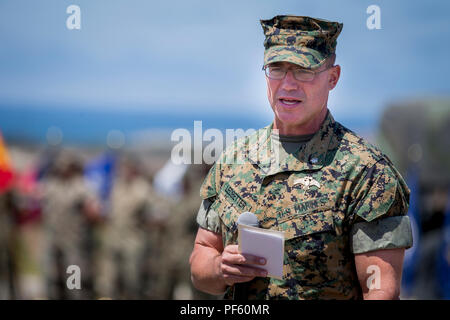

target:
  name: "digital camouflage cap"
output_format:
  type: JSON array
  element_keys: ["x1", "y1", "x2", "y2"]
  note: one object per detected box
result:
[{"x1": 261, "y1": 15, "x2": 343, "y2": 69}]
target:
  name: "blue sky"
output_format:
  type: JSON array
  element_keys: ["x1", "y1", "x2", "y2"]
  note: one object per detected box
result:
[{"x1": 0, "y1": 0, "x2": 449, "y2": 142}]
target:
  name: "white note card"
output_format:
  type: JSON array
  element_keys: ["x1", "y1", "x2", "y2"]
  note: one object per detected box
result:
[{"x1": 238, "y1": 224, "x2": 285, "y2": 280}]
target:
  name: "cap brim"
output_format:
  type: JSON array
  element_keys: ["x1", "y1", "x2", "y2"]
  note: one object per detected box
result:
[{"x1": 264, "y1": 45, "x2": 327, "y2": 70}]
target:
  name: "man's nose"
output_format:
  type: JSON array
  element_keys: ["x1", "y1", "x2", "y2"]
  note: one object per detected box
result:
[{"x1": 280, "y1": 70, "x2": 300, "y2": 91}]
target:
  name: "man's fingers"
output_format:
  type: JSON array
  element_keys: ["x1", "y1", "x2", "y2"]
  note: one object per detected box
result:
[
  {"x1": 222, "y1": 246, "x2": 266, "y2": 266},
  {"x1": 220, "y1": 245, "x2": 268, "y2": 286},
  {"x1": 241, "y1": 254, "x2": 266, "y2": 266},
  {"x1": 221, "y1": 263, "x2": 267, "y2": 278},
  {"x1": 223, "y1": 274, "x2": 256, "y2": 285},
  {"x1": 220, "y1": 244, "x2": 268, "y2": 288},
  {"x1": 224, "y1": 244, "x2": 240, "y2": 254}
]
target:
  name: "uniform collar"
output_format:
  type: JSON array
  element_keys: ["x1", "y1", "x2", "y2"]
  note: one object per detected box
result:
[{"x1": 249, "y1": 110, "x2": 336, "y2": 177}]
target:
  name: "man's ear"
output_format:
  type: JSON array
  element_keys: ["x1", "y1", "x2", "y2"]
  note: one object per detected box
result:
[{"x1": 328, "y1": 65, "x2": 341, "y2": 90}]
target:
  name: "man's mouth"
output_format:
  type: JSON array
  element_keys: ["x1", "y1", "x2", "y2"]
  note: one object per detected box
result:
[{"x1": 279, "y1": 97, "x2": 302, "y2": 107}]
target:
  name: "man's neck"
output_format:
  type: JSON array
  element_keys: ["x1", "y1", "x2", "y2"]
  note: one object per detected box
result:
[{"x1": 273, "y1": 107, "x2": 329, "y2": 136}]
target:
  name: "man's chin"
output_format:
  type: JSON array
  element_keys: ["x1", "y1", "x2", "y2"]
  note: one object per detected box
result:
[
  {"x1": 274, "y1": 117, "x2": 307, "y2": 130},
  {"x1": 275, "y1": 110, "x2": 306, "y2": 126}
]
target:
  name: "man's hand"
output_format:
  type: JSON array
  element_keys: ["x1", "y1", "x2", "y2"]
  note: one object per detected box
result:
[
  {"x1": 220, "y1": 244, "x2": 267, "y2": 286},
  {"x1": 190, "y1": 227, "x2": 266, "y2": 295}
]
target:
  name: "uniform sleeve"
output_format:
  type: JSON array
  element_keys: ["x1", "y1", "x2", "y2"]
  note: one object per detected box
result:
[
  {"x1": 196, "y1": 198, "x2": 221, "y2": 234},
  {"x1": 349, "y1": 158, "x2": 413, "y2": 254},
  {"x1": 196, "y1": 163, "x2": 221, "y2": 233},
  {"x1": 199, "y1": 163, "x2": 220, "y2": 200}
]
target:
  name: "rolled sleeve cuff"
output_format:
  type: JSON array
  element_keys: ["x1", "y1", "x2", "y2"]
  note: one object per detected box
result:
[
  {"x1": 351, "y1": 215, "x2": 413, "y2": 254},
  {"x1": 196, "y1": 198, "x2": 221, "y2": 234}
]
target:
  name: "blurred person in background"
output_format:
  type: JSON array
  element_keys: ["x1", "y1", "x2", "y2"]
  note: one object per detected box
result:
[
  {"x1": 39, "y1": 149, "x2": 101, "y2": 299},
  {"x1": 0, "y1": 191, "x2": 15, "y2": 299},
  {"x1": 7, "y1": 167, "x2": 46, "y2": 299},
  {"x1": 0, "y1": 132, "x2": 17, "y2": 299},
  {"x1": 163, "y1": 163, "x2": 216, "y2": 300},
  {"x1": 141, "y1": 179, "x2": 173, "y2": 299},
  {"x1": 95, "y1": 156, "x2": 153, "y2": 299}
]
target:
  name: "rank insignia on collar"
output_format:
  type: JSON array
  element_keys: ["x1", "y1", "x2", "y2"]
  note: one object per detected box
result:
[{"x1": 293, "y1": 176, "x2": 321, "y2": 189}]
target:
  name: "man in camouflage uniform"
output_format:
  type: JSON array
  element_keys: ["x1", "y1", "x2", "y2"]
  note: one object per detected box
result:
[{"x1": 189, "y1": 15, "x2": 413, "y2": 300}]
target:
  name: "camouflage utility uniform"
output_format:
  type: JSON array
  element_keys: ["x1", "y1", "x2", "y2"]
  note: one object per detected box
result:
[
  {"x1": 96, "y1": 171, "x2": 152, "y2": 299},
  {"x1": 197, "y1": 112, "x2": 413, "y2": 299},
  {"x1": 41, "y1": 174, "x2": 95, "y2": 299}
]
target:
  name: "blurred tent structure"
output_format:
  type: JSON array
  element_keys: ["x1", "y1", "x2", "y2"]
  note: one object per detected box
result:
[
  {"x1": 377, "y1": 97, "x2": 450, "y2": 299},
  {"x1": 377, "y1": 98, "x2": 450, "y2": 186}
]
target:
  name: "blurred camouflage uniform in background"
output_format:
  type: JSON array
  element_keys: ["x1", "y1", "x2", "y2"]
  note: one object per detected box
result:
[
  {"x1": 0, "y1": 193, "x2": 14, "y2": 299},
  {"x1": 40, "y1": 150, "x2": 99, "y2": 299},
  {"x1": 143, "y1": 192, "x2": 173, "y2": 299},
  {"x1": 95, "y1": 157, "x2": 153, "y2": 299},
  {"x1": 163, "y1": 164, "x2": 215, "y2": 300},
  {"x1": 7, "y1": 180, "x2": 45, "y2": 300}
]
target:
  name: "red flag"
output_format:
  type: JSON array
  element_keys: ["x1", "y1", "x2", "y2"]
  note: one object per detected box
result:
[{"x1": 0, "y1": 132, "x2": 14, "y2": 193}]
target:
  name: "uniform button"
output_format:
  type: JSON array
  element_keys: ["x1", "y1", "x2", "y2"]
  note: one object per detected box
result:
[{"x1": 310, "y1": 157, "x2": 318, "y2": 164}]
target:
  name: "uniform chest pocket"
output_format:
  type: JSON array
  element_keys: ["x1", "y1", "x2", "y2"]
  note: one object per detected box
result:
[
  {"x1": 277, "y1": 209, "x2": 337, "y2": 286},
  {"x1": 277, "y1": 209, "x2": 335, "y2": 240}
]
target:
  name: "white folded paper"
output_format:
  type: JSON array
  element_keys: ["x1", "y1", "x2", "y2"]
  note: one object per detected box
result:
[{"x1": 238, "y1": 224, "x2": 285, "y2": 280}]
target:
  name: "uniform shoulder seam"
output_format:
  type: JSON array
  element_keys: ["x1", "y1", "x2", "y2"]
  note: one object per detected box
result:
[{"x1": 334, "y1": 121, "x2": 386, "y2": 166}]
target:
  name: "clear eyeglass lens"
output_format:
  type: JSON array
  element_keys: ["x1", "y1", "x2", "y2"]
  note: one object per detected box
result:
[
  {"x1": 293, "y1": 69, "x2": 315, "y2": 81},
  {"x1": 267, "y1": 67, "x2": 284, "y2": 78},
  {"x1": 266, "y1": 67, "x2": 315, "y2": 81}
]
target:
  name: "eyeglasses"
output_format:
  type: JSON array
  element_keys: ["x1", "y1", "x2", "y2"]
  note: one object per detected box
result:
[{"x1": 263, "y1": 64, "x2": 333, "y2": 82}]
